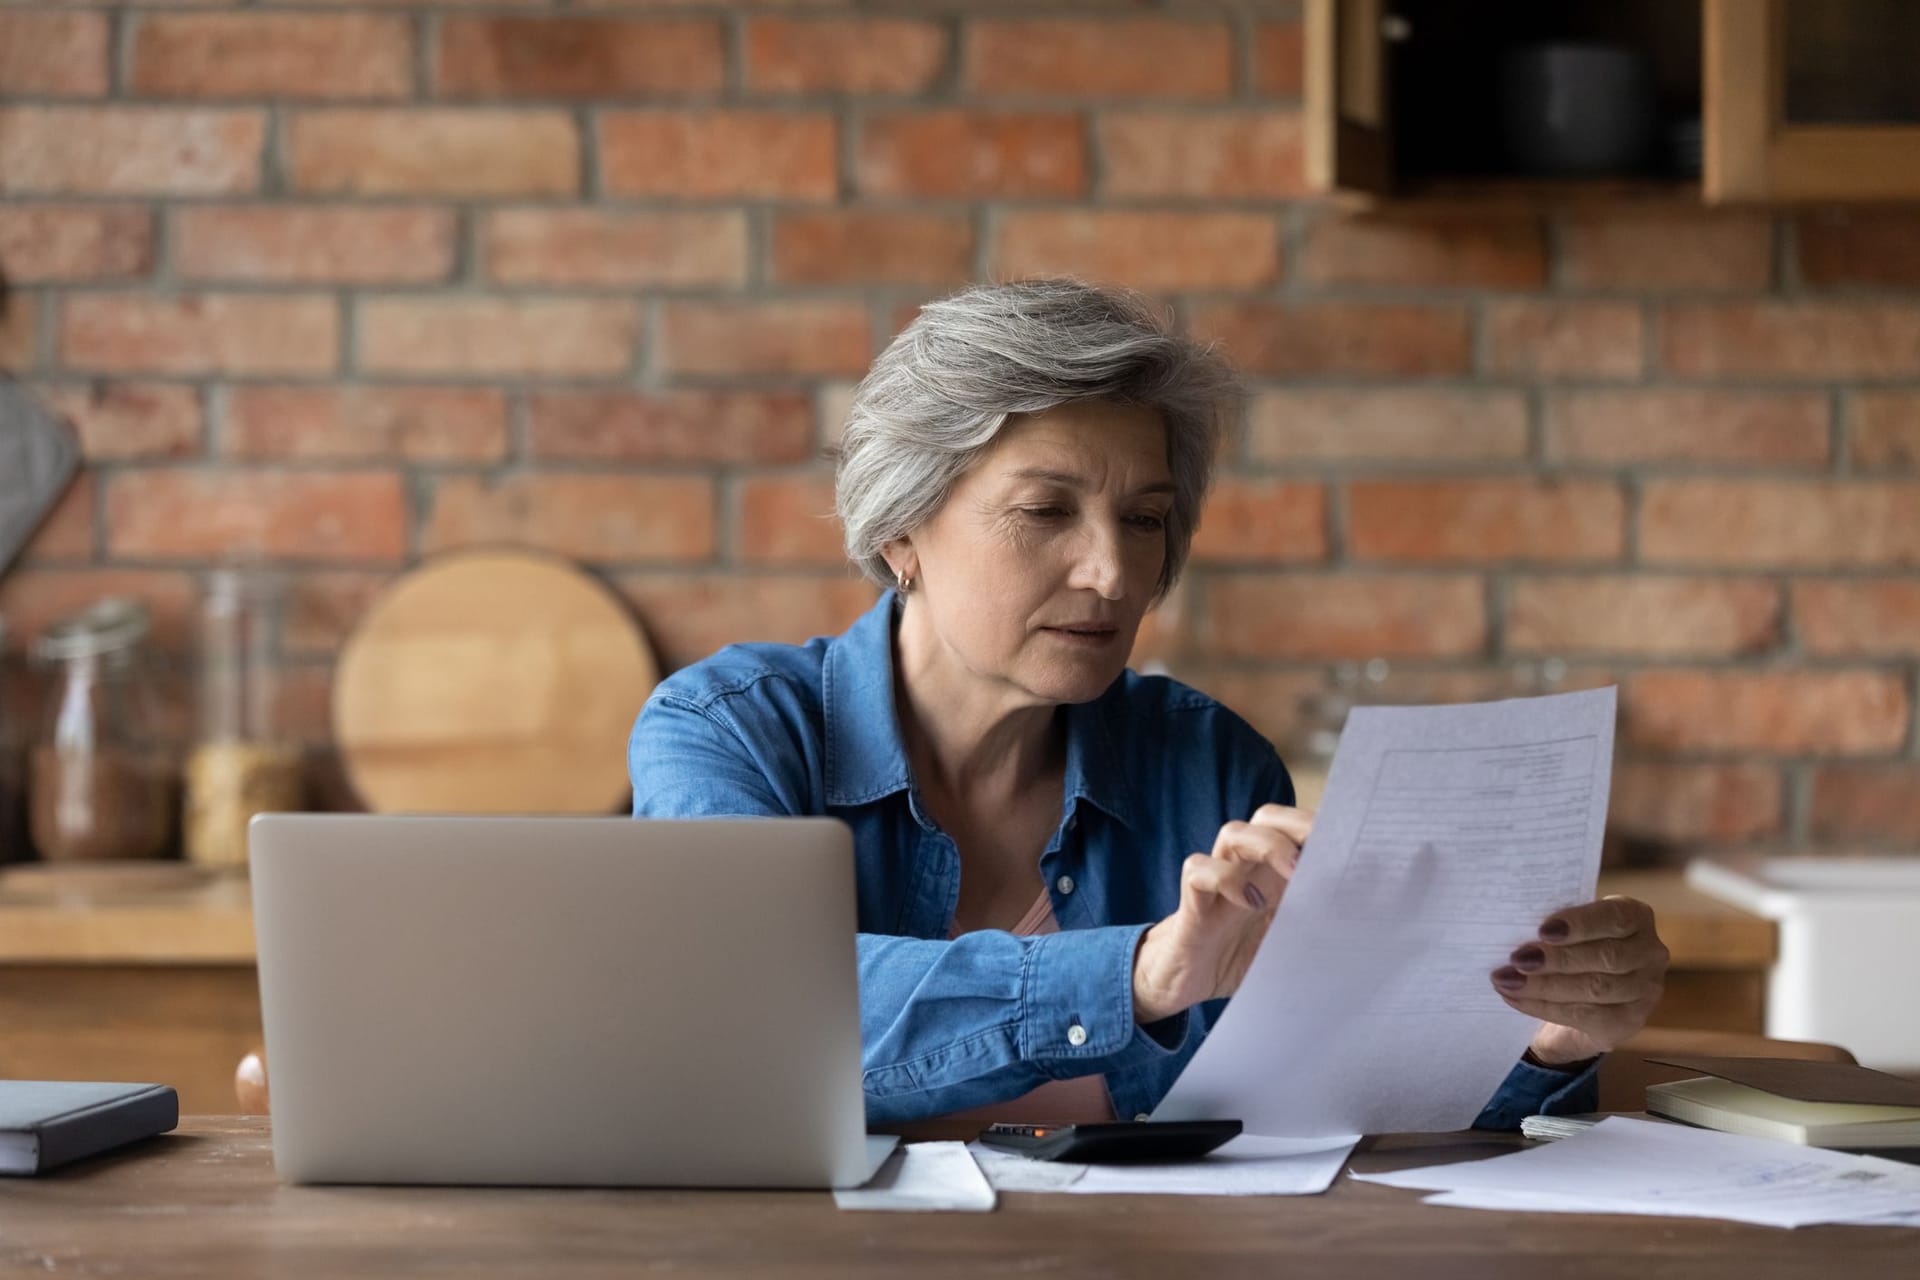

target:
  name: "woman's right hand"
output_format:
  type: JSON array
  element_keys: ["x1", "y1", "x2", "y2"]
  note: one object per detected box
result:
[{"x1": 1131, "y1": 804, "x2": 1312, "y2": 1024}]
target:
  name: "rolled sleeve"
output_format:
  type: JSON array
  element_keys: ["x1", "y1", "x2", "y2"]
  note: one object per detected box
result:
[{"x1": 1471, "y1": 1055, "x2": 1603, "y2": 1131}]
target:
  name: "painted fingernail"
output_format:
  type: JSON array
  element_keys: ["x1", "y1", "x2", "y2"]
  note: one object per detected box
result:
[
  {"x1": 1511, "y1": 945, "x2": 1546, "y2": 972},
  {"x1": 1492, "y1": 967, "x2": 1526, "y2": 992},
  {"x1": 1244, "y1": 883, "x2": 1267, "y2": 911},
  {"x1": 1539, "y1": 918, "x2": 1570, "y2": 941}
]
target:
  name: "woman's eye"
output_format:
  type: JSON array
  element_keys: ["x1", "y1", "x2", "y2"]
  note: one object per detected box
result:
[
  {"x1": 1023, "y1": 506, "x2": 1070, "y2": 520},
  {"x1": 1128, "y1": 514, "x2": 1167, "y2": 531}
]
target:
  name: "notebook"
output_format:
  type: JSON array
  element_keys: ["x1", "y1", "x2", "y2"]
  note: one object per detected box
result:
[
  {"x1": 0, "y1": 1082, "x2": 179, "y2": 1175},
  {"x1": 1646, "y1": 1077, "x2": 1920, "y2": 1149}
]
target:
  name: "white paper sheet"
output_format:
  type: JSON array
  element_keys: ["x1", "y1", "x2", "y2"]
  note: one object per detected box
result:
[
  {"x1": 1353, "y1": 1116, "x2": 1920, "y2": 1229},
  {"x1": 834, "y1": 1141, "x2": 996, "y2": 1212},
  {"x1": 967, "y1": 1135, "x2": 1359, "y2": 1196},
  {"x1": 1157, "y1": 688, "x2": 1617, "y2": 1137}
]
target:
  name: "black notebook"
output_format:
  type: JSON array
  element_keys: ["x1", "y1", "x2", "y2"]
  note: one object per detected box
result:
[{"x1": 0, "y1": 1082, "x2": 179, "y2": 1175}]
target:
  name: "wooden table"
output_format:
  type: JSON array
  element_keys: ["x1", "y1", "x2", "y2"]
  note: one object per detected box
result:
[
  {"x1": 0, "y1": 867, "x2": 1776, "y2": 1113},
  {"x1": 2, "y1": 1118, "x2": 1910, "y2": 1280}
]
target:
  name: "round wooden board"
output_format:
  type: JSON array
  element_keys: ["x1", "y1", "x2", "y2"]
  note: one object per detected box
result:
[{"x1": 332, "y1": 550, "x2": 659, "y2": 815}]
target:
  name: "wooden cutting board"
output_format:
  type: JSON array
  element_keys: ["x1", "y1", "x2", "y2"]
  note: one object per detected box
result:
[{"x1": 332, "y1": 550, "x2": 659, "y2": 815}]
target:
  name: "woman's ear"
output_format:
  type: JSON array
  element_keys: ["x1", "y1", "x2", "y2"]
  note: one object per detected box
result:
[{"x1": 880, "y1": 537, "x2": 917, "y2": 584}]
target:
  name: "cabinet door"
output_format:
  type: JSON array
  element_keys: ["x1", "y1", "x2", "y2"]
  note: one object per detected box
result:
[
  {"x1": 1305, "y1": 0, "x2": 1394, "y2": 196},
  {"x1": 1706, "y1": 0, "x2": 1920, "y2": 201}
]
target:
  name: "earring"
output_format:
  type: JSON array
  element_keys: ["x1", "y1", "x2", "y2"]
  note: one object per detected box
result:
[{"x1": 896, "y1": 568, "x2": 913, "y2": 594}]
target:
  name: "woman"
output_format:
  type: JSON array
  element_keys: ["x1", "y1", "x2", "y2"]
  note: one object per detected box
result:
[{"x1": 629, "y1": 279, "x2": 1668, "y2": 1130}]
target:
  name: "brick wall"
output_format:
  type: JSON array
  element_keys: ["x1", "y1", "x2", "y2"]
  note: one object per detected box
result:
[{"x1": 3, "y1": 1, "x2": 1920, "y2": 859}]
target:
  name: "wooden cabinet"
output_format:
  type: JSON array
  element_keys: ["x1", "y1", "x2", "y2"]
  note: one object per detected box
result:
[{"x1": 1309, "y1": 0, "x2": 1920, "y2": 203}]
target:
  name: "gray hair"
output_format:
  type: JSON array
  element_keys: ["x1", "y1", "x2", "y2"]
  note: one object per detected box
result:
[{"x1": 833, "y1": 278, "x2": 1240, "y2": 600}]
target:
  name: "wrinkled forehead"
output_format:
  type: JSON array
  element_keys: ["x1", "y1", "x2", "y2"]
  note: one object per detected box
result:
[{"x1": 973, "y1": 401, "x2": 1173, "y2": 493}]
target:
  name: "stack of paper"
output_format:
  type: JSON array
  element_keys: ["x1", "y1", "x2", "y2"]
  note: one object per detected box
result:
[
  {"x1": 968, "y1": 1135, "x2": 1359, "y2": 1197},
  {"x1": 1352, "y1": 1116, "x2": 1920, "y2": 1229}
]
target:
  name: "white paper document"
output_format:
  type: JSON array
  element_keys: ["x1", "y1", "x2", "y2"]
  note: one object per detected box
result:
[
  {"x1": 968, "y1": 1135, "x2": 1360, "y2": 1197},
  {"x1": 1353, "y1": 1117, "x2": 1920, "y2": 1229},
  {"x1": 1157, "y1": 688, "x2": 1617, "y2": 1137},
  {"x1": 833, "y1": 1141, "x2": 996, "y2": 1212}
]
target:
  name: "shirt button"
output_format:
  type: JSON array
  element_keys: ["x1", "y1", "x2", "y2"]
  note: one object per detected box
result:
[
  {"x1": 1066, "y1": 814, "x2": 1078, "y2": 831},
  {"x1": 1066, "y1": 1024, "x2": 1088, "y2": 1047},
  {"x1": 1056, "y1": 874, "x2": 1075, "y2": 895},
  {"x1": 1134, "y1": 1113, "x2": 1151, "y2": 1123}
]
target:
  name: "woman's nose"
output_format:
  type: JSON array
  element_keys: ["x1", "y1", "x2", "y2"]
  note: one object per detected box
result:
[{"x1": 1070, "y1": 523, "x2": 1128, "y2": 598}]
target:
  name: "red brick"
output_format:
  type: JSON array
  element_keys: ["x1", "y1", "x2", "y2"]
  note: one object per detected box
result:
[
  {"x1": 1559, "y1": 212, "x2": 1773, "y2": 291},
  {"x1": 0, "y1": 569, "x2": 198, "y2": 656},
  {"x1": 1299, "y1": 214, "x2": 1546, "y2": 289},
  {"x1": 994, "y1": 211, "x2": 1278, "y2": 290},
  {"x1": 0, "y1": 295, "x2": 34, "y2": 371},
  {"x1": 174, "y1": 206, "x2": 456, "y2": 284},
  {"x1": 1189, "y1": 302, "x2": 1471, "y2": 377},
  {"x1": 601, "y1": 111, "x2": 836, "y2": 200},
  {"x1": 1852, "y1": 393, "x2": 1920, "y2": 470},
  {"x1": 358, "y1": 298, "x2": 636, "y2": 377},
  {"x1": 1794, "y1": 579, "x2": 1920, "y2": 656},
  {"x1": 1641, "y1": 480, "x2": 1920, "y2": 568},
  {"x1": 1623, "y1": 670, "x2": 1908, "y2": 755},
  {"x1": 744, "y1": 17, "x2": 946, "y2": 94},
  {"x1": 1189, "y1": 479, "x2": 1324, "y2": 564},
  {"x1": 1098, "y1": 110, "x2": 1305, "y2": 198},
  {"x1": 283, "y1": 570, "x2": 395, "y2": 658},
  {"x1": 964, "y1": 20, "x2": 1231, "y2": 99},
  {"x1": 1810, "y1": 766, "x2": 1920, "y2": 842},
  {"x1": 436, "y1": 17, "x2": 723, "y2": 97},
  {"x1": 1348, "y1": 479, "x2": 1625, "y2": 564},
  {"x1": 106, "y1": 470, "x2": 407, "y2": 562},
  {"x1": 1248, "y1": 389, "x2": 1528, "y2": 464},
  {"x1": 1612, "y1": 763, "x2": 1784, "y2": 844},
  {"x1": 1253, "y1": 20, "x2": 1304, "y2": 97},
  {"x1": 859, "y1": 111, "x2": 1085, "y2": 198},
  {"x1": 615, "y1": 573, "x2": 877, "y2": 670},
  {"x1": 660, "y1": 300, "x2": 869, "y2": 377},
  {"x1": 528, "y1": 390, "x2": 814, "y2": 464},
  {"x1": 0, "y1": 107, "x2": 264, "y2": 195},
  {"x1": 287, "y1": 110, "x2": 578, "y2": 196},
  {"x1": 1163, "y1": 669, "x2": 1324, "y2": 745},
  {"x1": 1544, "y1": 390, "x2": 1830, "y2": 467},
  {"x1": 482, "y1": 209, "x2": 746, "y2": 287},
  {"x1": 60, "y1": 293, "x2": 338, "y2": 375},
  {"x1": 1506, "y1": 576, "x2": 1780, "y2": 657},
  {"x1": 226, "y1": 387, "x2": 508, "y2": 463},
  {"x1": 19, "y1": 472, "x2": 94, "y2": 562},
  {"x1": 33, "y1": 382, "x2": 201, "y2": 461},
  {"x1": 132, "y1": 14, "x2": 412, "y2": 99},
  {"x1": 0, "y1": 13, "x2": 108, "y2": 95},
  {"x1": 1663, "y1": 303, "x2": 1920, "y2": 379},
  {"x1": 0, "y1": 207, "x2": 151, "y2": 282},
  {"x1": 1201, "y1": 573, "x2": 1486, "y2": 661},
  {"x1": 1797, "y1": 210, "x2": 1920, "y2": 289},
  {"x1": 736, "y1": 474, "x2": 844, "y2": 567},
  {"x1": 422, "y1": 475, "x2": 715, "y2": 563},
  {"x1": 1485, "y1": 300, "x2": 1644, "y2": 379},
  {"x1": 771, "y1": 211, "x2": 974, "y2": 286}
]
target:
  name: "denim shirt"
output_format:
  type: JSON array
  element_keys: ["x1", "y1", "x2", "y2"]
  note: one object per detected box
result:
[{"x1": 628, "y1": 592, "x2": 1599, "y2": 1129}]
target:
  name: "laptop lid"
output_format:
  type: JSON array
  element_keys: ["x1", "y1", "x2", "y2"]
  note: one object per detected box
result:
[{"x1": 249, "y1": 814, "x2": 879, "y2": 1188}]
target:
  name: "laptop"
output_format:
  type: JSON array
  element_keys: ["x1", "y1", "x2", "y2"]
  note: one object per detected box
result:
[{"x1": 249, "y1": 814, "x2": 894, "y2": 1188}]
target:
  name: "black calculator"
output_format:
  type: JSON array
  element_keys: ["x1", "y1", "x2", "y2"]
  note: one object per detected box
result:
[{"x1": 978, "y1": 1119, "x2": 1242, "y2": 1163}]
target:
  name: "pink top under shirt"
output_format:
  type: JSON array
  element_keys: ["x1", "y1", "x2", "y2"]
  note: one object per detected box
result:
[{"x1": 931, "y1": 891, "x2": 1121, "y2": 1129}]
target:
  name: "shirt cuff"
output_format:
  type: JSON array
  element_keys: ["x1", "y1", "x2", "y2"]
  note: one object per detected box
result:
[
  {"x1": 1017, "y1": 923, "x2": 1194, "y2": 1076},
  {"x1": 1471, "y1": 1053, "x2": 1604, "y2": 1131}
]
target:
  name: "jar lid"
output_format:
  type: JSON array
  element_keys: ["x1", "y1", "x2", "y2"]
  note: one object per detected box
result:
[{"x1": 35, "y1": 597, "x2": 152, "y2": 661}]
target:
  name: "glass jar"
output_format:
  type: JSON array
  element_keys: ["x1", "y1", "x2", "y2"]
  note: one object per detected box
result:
[
  {"x1": 184, "y1": 567, "x2": 303, "y2": 870},
  {"x1": 0, "y1": 613, "x2": 27, "y2": 864},
  {"x1": 28, "y1": 598, "x2": 174, "y2": 862}
]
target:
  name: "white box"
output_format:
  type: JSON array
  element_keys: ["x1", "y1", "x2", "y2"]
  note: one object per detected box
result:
[{"x1": 1686, "y1": 857, "x2": 1920, "y2": 1073}]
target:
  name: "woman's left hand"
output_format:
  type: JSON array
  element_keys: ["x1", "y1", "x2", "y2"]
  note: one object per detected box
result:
[{"x1": 1491, "y1": 896, "x2": 1670, "y2": 1067}]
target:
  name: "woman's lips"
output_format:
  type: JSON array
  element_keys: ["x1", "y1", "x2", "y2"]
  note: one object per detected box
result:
[{"x1": 1043, "y1": 626, "x2": 1119, "y2": 646}]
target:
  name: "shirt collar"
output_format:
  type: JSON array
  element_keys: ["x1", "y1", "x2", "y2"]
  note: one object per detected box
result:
[{"x1": 822, "y1": 591, "x2": 1140, "y2": 830}]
